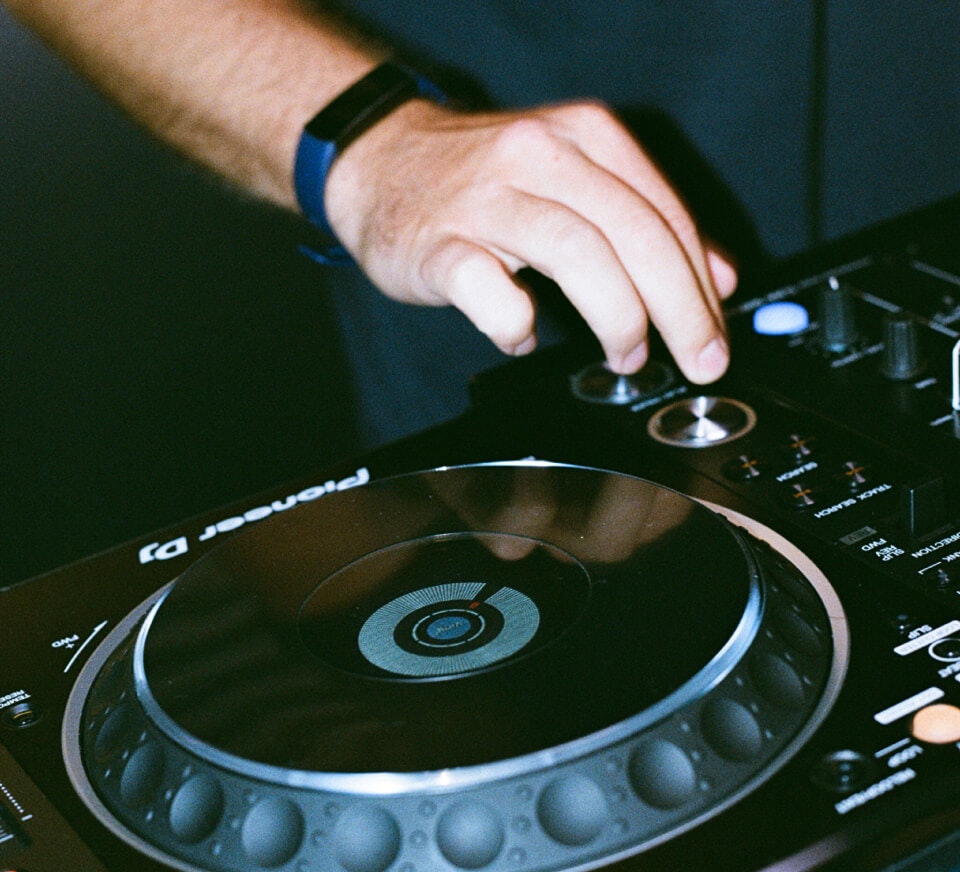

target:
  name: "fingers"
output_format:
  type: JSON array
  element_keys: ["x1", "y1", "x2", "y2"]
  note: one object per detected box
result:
[
  {"x1": 474, "y1": 190, "x2": 654, "y2": 371},
  {"x1": 422, "y1": 167, "x2": 729, "y2": 380},
  {"x1": 334, "y1": 100, "x2": 738, "y2": 382},
  {"x1": 453, "y1": 116, "x2": 727, "y2": 381},
  {"x1": 706, "y1": 244, "x2": 739, "y2": 300},
  {"x1": 517, "y1": 109, "x2": 731, "y2": 382},
  {"x1": 419, "y1": 237, "x2": 538, "y2": 356}
]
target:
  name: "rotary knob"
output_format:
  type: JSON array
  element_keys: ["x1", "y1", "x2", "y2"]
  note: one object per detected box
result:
[
  {"x1": 880, "y1": 310, "x2": 925, "y2": 381},
  {"x1": 819, "y1": 277, "x2": 859, "y2": 353},
  {"x1": 571, "y1": 360, "x2": 674, "y2": 405}
]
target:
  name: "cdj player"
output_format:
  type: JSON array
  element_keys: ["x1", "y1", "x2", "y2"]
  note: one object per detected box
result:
[{"x1": 3, "y1": 196, "x2": 960, "y2": 871}]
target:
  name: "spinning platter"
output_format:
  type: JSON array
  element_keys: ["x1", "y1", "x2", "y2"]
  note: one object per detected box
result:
[{"x1": 63, "y1": 463, "x2": 845, "y2": 872}]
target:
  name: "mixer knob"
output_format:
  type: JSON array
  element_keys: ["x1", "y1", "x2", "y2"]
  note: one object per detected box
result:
[
  {"x1": 818, "y1": 277, "x2": 859, "y2": 353},
  {"x1": 570, "y1": 360, "x2": 674, "y2": 405},
  {"x1": 879, "y1": 310, "x2": 925, "y2": 381}
]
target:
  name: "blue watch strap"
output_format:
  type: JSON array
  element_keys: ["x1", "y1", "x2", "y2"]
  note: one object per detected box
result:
[{"x1": 294, "y1": 62, "x2": 445, "y2": 265}]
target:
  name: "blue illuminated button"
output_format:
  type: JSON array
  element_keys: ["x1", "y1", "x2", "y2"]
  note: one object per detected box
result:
[{"x1": 753, "y1": 301, "x2": 810, "y2": 336}]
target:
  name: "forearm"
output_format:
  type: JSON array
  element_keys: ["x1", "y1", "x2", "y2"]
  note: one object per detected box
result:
[
  {"x1": 5, "y1": 0, "x2": 736, "y2": 382},
  {"x1": 3, "y1": 0, "x2": 383, "y2": 208}
]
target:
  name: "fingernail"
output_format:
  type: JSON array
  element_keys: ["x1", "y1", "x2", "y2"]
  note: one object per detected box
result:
[
  {"x1": 618, "y1": 341, "x2": 648, "y2": 373},
  {"x1": 697, "y1": 336, "x2": 729, "y2": 381},
  {"x1": 511, "y1": 336, "x2": 538, "y2": 357}
]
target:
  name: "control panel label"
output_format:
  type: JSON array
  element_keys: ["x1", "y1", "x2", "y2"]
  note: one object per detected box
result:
[
  {"x1": 138, "y1": 468, "x2": 370, "y2": 565},
  {"x1": 874, "y1": 687, "x2": 945, "y2": 725},
  {"x1": 834, "y1": 768, "x2": 917, "y2": 815},
  {"x1": 895, "y1": 621, "x2": 960, "y2": 656},
  {"x1": 912, "y1": 532, "x2": 960, "y2": 560},
  {"x1": 0, "y1": 691, "x2": 28, "y2": 711}
]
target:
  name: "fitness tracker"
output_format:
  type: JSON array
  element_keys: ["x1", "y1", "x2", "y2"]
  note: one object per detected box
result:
[{"x1": 294, "y1": 61, "x2": 445, "y2": 264}]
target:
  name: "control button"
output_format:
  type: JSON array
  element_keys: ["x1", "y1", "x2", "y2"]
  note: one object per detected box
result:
[
  {"x1": 628, "y1": 740, "x2": 698, "y2": 809},
  {"x1": 701, "y1": 697, "x2": 763, "y2": 762},
  {"x1": 838, "y1": 461, "x2": 868, "y2": 492},
  {"x1": 723, "y1": 454, "x2": 766, "y2": 482},
  {"x1": 331, "y1": 805, "x2": 401, "y2": 872},
  {"x1": 537, "y1": 774, "x2": 608, "y2": 846},
  {"x1": 241, "y1": 797, "x2": 305, "y2": 868},
  {"x1": 169, "y1": 774, "x2": 225, "y2": 844},
  {"x1": 782, "y1": 433, "x2": 816, "y2": 461},
  {"x1": 786, "y1": 483, "x2": 816, "y2": 509},
  {"x1": 647, "y1": 397, "x2": 757, "y2": 448},
  {"x1": 911, "y1": 703, "x2": 960, "y2": 744},
  {"x1": 571, "y1": 360, "x2": 674, "y2": 405},
  {"x1": 880, "y1": 310, "x2": 925, "y2": 381},
  {"x1": 819, "y1": 276, "x2": 859, "y2": 353},
  {"x1": 753, "y1": 301, "x2": 810, "y2": 336},
  {"x1": 774, "y1": 606, "x2": 824, "y2": 656},
  {"x1": 436, "y1": 801, "x2": 504, "y2": 869},
  {"x1": 751, "y1": 653, "x2": 805, "y2": 710},
  {"x1": 810, "y1": 750, "x2": 874, "y2": 794},
  {"x1": 119, "y1": 742, "x2": 164, "y2": 808},
  {"x1": 93, "y1": 703, "x2": 133, "y2": 761}
]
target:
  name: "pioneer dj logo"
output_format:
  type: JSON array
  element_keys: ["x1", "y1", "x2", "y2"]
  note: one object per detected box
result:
[{"x1": 138, "y1": 468, "x2": 370, "y2": 565}]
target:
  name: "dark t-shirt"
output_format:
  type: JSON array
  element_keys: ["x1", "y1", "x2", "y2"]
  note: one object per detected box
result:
[{"x1": 322, "y1": 1, "x2": 960, "y2": 445}]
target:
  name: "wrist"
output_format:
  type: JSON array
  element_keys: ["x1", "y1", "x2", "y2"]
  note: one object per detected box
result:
[{"x1": 293, "y1": 62, "x2": 445, "y2": 264}]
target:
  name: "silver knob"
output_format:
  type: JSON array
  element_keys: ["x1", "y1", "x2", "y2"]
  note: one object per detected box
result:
[{"x1": 571, "y1": 361, "x2": 674, "y2": 405}]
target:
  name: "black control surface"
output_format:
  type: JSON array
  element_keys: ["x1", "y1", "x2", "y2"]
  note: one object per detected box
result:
[{"x1": 3, "y1": 196, "x2": 960, "y2": 870}]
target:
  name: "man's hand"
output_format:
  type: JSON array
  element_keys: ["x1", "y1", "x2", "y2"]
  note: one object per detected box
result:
[{"x1": 325, "y1": 99, "x2": 738, "y2": 382}]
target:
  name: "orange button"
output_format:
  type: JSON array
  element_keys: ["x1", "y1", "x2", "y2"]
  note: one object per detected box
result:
[{"x1": 911, "y1": 703, "x2": 960, "y2": 744}]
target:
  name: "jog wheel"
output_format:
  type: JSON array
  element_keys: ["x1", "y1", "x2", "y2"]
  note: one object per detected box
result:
[{"x1": 64, "y1": 462, "x2": 846, "y2": 872}]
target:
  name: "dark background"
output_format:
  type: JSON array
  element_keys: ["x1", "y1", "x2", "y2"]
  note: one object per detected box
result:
[{"x1": 1, "y1": 6, "x2": 360, "y2": 584}]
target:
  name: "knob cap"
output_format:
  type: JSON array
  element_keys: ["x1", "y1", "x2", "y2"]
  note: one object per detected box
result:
[
  {"x1": 571, "y1": 361, "x2": 673, "y2": 405},
  {"x1": 880, "y1": 311, "x2": 925, "y2": 380},
  {"x1": 819, "y1": 278, "x2": 859, "y2": 353}
]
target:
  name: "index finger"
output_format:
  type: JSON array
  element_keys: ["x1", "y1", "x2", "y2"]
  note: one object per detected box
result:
[{"x1": 547, "y1": 106, "x2": 731, "y2": 380}]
